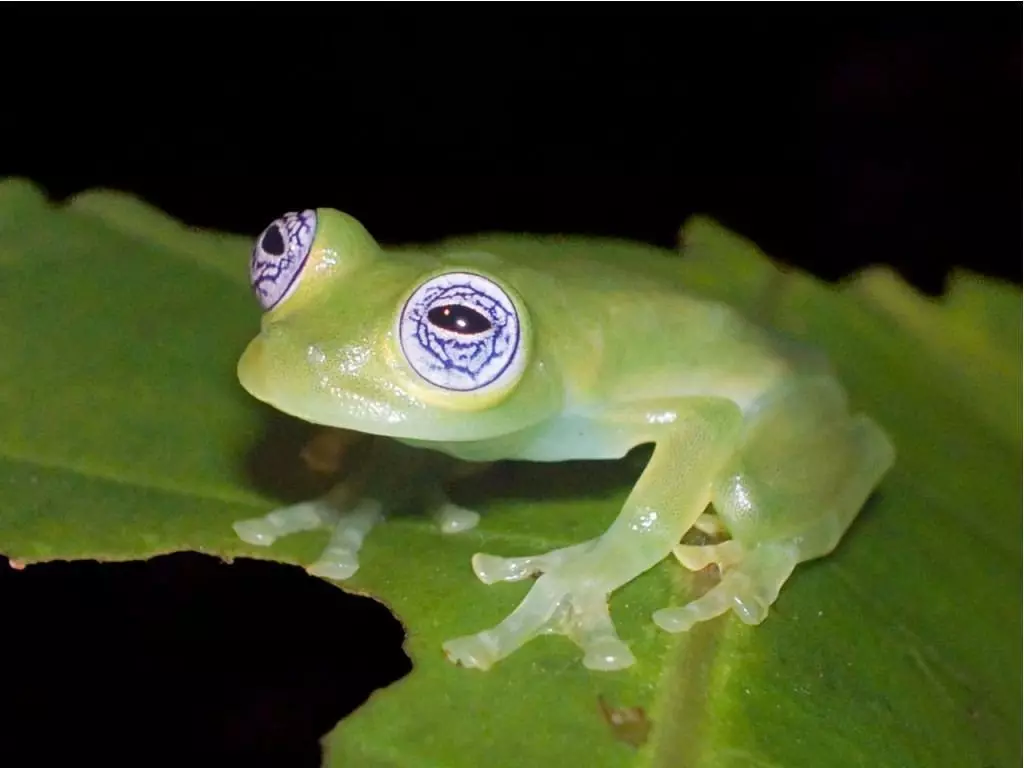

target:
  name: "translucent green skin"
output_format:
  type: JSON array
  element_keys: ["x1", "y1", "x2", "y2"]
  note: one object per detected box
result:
[{"x1": 235, "y1": 210, "x2": 895, "y2": 671}]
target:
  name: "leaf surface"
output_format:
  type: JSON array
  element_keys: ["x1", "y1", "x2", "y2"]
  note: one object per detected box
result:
[{"x1": 0, "y1": 180, "x2": 1018, "y2": 767}]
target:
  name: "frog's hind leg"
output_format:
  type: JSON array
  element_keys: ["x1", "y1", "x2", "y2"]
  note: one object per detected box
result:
[
  {"x1": 443, "y1": 398, "x2": 745, "y2": 671},
  {"x1": 654, "y1": 375, "x2": 895, "y2": 634}
]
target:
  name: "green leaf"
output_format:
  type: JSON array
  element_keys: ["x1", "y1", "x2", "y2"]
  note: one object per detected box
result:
[{"x1": 0, "y1": 179, "x2": 1018, "y2": 767}]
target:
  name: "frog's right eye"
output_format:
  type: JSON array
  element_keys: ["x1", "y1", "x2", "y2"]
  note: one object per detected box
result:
[{"x1": 250, "y1": 209, "x2": 317, "y2": 311}]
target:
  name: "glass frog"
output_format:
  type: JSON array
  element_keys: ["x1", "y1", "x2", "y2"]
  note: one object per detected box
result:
[{"x1": 233, "y1": 209, "x2": 895, "y2": 671}]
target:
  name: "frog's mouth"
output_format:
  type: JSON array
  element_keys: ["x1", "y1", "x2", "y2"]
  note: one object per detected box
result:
[
  {"x1": 236, "y1": 330, "x2": 554, "y2": 443},
  {"x1": 236, "y1": 334, "x2": 425, "y2": 438}
]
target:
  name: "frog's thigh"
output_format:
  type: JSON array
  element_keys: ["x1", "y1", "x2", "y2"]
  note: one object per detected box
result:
[
  {"x1": 715, "y1": 375, "x2": 894, "y2": 556},
  {"x1": 655, "y1": 376, "x2": 894, "y2": 633}
]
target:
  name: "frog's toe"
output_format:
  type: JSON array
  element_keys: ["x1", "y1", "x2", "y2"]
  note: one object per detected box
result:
[
  {"x1": 470, "y1": 552, "x2": 539, "y2": 584},
  {"x1": 653, "y1": 570, "x2": 774, "y2": 631},
  {"x1": 305, "y1": 502, "x2": 384, "y2": 582},
  {"x1": 433, "y1": 503, "x2": 480, "y2": 535},
  {"x1": 442, "y1": 631, "x2": 503, "y2": 670},
  {"x1": 232, "y1": 518, "x2": 279, "y2": 546},
  {"x1": 583, "y1": 637, "x2": 636, "y2": 671},
  {"x1": 569, "y1": 598, "x2": 637, "y2": 671},
  {"x1": 233, "y1": 501, "x2": 339, "y2": 547},
  {"x1": 652, "y1": 572, "x2": 752, "y2": 632},
  {"x1": 424, "y1": 485, "x2": 481, "y2": 535},
  {"x1": 307, "y1": 550, "x2": 360, "y2": 581},
  {"x1": 471, "y1": 540, "x2": 595, "y2": 585}
]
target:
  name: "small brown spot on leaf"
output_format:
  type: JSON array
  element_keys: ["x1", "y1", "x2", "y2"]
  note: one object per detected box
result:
[{"x1": 597, "y1": 694, "x2": 651, "y2": 748}]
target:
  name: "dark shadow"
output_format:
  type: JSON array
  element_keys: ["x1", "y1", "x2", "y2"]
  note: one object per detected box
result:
[
  {"x1": 240, "y1": 407, "x2": 338, "y2": 505},
  {"x1": 453, "y1": 446, "x2": 652, "y2": 509},
  {"x1": 239, "y1": 398, "x2": 653, "y2": 519},
  {"x1": 1, "y1": 552, "x2": 410, "y2": 768}
]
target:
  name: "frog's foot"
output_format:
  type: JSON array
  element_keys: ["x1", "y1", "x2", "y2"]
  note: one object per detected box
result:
[
  {"x1": 653, "y1": 540, "x2": 800, "y2": 633},
  {"x1": 443, "y1": 571, "x2": 635, "y2": 672},
  {"x1": 444, "y1": 543, "x2": 636, "y2": 671},
  {"x1": 233, "y1": 497, "x2": 383, "y2": 581}
]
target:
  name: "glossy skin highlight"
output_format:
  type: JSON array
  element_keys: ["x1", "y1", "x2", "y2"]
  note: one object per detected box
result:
[{"x1": 233, "y1": 209, "x2": 895, "y2": 671}]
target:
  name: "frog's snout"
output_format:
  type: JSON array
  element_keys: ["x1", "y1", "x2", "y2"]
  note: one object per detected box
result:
[{"x1": 237, "y1": 335, "x2": 271, "y2": 398}]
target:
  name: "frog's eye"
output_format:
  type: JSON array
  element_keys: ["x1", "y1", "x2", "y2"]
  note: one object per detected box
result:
[
  {"x1": 250, "y1": 209, "x2": 317, "y2": 311},
  {"x1": 398, "y1": 272, "x2": 527, "y2": 394}
]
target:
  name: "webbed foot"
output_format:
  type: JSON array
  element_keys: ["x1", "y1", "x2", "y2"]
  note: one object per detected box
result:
[{"x1": 444, "y1": 542, "x2": 636, "y2": 671}]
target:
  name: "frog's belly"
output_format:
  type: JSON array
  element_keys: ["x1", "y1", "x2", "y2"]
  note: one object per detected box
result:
[
  {"x1": 397, "y1": 414, "x2": 640, "y2": 463},
  {"x1": 400, "y1": 377, "x2": 783, "y2": 464},
  {"x1": 503, "y1": 414, "x2": 644, "y2": 462},
  {"x1": 500, "y1": 377, "x2": 777, "y2": 462}
]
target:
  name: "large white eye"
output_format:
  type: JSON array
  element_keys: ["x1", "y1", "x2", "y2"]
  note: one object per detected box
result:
[
  {"x1": 398, "y1": 272, "x2": 526, "y2": 393},
  {"x1": 250, "y1": 210, "x2": 317, "y2": 311}
]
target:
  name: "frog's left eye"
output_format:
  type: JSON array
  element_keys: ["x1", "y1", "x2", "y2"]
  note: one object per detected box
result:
[
  {"x1": 398, "y1": 272, "x2": 527, "y2": 395},
  {"x1": 250, "y1": 209, "x2": 317, "y2": 311}
]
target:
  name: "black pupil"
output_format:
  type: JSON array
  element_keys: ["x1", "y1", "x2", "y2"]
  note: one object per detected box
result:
[
  {"x1": 428, "y1": 305, "x2": 492, "y2": 334},
  {"x1": 261, "y1": 225, "x2": 286, "y2": 256}
]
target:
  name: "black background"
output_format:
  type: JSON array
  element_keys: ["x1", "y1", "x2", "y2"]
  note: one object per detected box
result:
[{"x1": 2, "y1": 6, "x2": 1020, "y2": 768}]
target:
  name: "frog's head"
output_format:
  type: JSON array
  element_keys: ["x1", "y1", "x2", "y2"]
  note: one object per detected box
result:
[{"x1": 238, "y1": 209, "x2": 562, "y2": 442}]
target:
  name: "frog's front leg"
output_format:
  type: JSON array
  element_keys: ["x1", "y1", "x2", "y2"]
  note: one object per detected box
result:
[
  {"x1": 442, "y1": 398, "x2": 744, "y2": 671},
  {"x1": 654, "y1": 375, "x2": 895, "y2": 633},
  {"x1": 233, "y1": 437, "x2": 483, "y2": 580}
]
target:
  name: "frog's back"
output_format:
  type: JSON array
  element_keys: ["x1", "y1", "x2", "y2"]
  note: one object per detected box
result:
[
  {"x1": 433, "y1": 232, "x2": 690, "y2": 295},
  {"x1": 431, "y1": 232, "x2": 807, "y2": 413}
]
